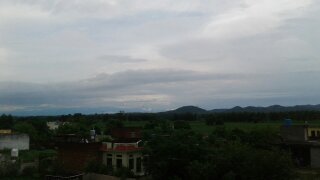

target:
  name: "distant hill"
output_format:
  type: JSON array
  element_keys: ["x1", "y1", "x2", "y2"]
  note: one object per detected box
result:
[
  {"x1": 7, "y1": 104, "x2": 320, "y2": 116},
  {"x1": 210, "y1": 104, "x2": 320, "y2": 113},
  {"x1": 161, "y1": 104, "x2": 320, "y2": 114},
  {"x1": 164, "y1": 106, "x2": 208, "y2": 114}
]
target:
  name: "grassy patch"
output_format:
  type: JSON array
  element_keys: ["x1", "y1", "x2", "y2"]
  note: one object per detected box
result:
[
  {"x1": 190, "y1": 121, "x2": 281, "y2": 134},
  {"x1": 296, "y1": 168, "x2": 320, "y2": 180},
  {"x1": 124, "y1": 119, "x2": 320, "y2": 135},
  {"x1": 0, "y1": 149, "x2": 11, "y2": 155},
  {"x1": 1, "y1": 177, "x2": 41, "y2": 180},
  {"x1": 20, "y1": 149, "x2": 57, "y2": 162},
  {"x1": 123, "y1": 121, "x2": 147, "y2": 127}
]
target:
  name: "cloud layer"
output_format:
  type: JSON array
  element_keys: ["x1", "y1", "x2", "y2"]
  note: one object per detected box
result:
[{"x1": 0, "y1": 0, "x2": 319, "y2": 115}]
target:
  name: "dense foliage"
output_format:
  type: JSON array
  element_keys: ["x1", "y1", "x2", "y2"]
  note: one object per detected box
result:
[
  {"x1": 143, "y1": 122, "x2": 295, "y2": 180},
  {"x1": 0, "y1": 112, "x2": 311, "y2": 179},
  {"x1": 205, "y1": 111, "x2": 320, "y2": 124}
]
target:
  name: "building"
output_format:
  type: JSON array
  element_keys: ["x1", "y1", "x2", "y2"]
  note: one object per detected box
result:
[
  {"x1": 47, "y1": 121, "x2": 60, "y2": 130},
  {"x1": 280, "y1": 125, "x2": 320, "y2": 142},
  {"x1": 101, "y1": 127, "x2": 145, "y2": 176},
  {"x1": 57, "y1": 142, "x2": 102, "y2": 173},
  {"x1": 55, "y1": 127, "x2": 145, "y2": 176},
  {"x1": 111, "y1": 127, "x2": 142, "y2": 141},
  {"x1": 56, "y1": 134, "x2": 102, "y2": 173},
  {"x1": 0, "y1": 132, "x2": 29, "y2": 150},
  {"x1": 280, "y1": 124, "x2": 320, "y2": 167},
  {"x1": 0, "y1": 129, "x2": 12, "y2": 134},
  {"x1": 101, "y1": 140, "x2": 144, "y2": 176},
  {"x1": 307, "y1": 127, "x2": 320, "y2": 140}
]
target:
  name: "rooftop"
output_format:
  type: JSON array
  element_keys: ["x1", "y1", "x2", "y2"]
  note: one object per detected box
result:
[{"x1": 100, "y1": 144, "x2": 143, "y2": 152}]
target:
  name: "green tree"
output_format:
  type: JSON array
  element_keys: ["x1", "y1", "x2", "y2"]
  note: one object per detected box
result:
[
  {"x1": 13, "y1": 122, "x2": 37, "y2": 142},
  {"x1": 145, "y1": 127, "x2": 295, "y2": 180},
  {"x1": 173, "y1": 120, "x2": 191, "y2": 129},
  {"x1": 104, "y1": 120, "x2": 124, "y2": 134},
  {"x1": 0, "y1": 114, "x2": 13, "y2": 129},
  {"x1": 56, "y1": 123, "x2": 89, "y2": 137},
  {"x1": 144, "y1": 130, "x2": 206, "y2": 180}
]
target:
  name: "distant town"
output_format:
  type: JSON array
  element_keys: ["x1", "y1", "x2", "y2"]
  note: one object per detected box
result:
[{"x1": 2, "y1": 106, "x2": 320, "y2": 179}]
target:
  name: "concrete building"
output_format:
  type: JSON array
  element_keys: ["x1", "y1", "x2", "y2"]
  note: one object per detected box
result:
[
  {"x1": 101, "y1": 141, "x2": 144, "y2": 176},
  {"x1": 55, "y1": 134, "x2": 102, "y2": 173},
  {"x1": 0, "y1": 129, "x2": 12, "y2": 134},
  {"x1": 280, "y1": 125, "x2": 308, "y2": 142},
  {"x1": 47, "y1": 121, "x2": 60, "y2": 130},
  {"x1": 311, "y1": 146, "x2": 320, "y2": 168},
  {"x1": 0, "y1": 133, "x2": 29, "y2": 150},
  {"x1": 280, "y1": 125, "x2": 320, "y2": 142},
  {"x1": 307, "y1": 127, "x2": 320, "y2": 140},
  {"x1": 280, "y1": 125, "x2": 320, "y2": 168},
  {"x1": 111, "y1": 127, "x2": 142, "y2": 141},
  {"x1": 100, "y1": 127, "x2": 145, "y2": 176},
  {"x1": 55, "y1": 127, "x2": 145, "y2": 176}
]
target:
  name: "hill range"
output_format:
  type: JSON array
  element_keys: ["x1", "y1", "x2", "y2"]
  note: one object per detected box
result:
[{"x1": 165, "y1": 104, "x2": 320, "y2": 114}]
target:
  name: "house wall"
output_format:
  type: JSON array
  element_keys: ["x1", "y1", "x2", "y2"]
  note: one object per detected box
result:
[
  {"x1": 102, "y1": 151, "x2": 144, "y2": 176},
  {"x1": 311, "y1": 147, "x2": 320, "y2": 168},
  {"x1": 111, "y1": 128, "x2": 142, "y2": 139},
  {"x1": 84, "y1": 173, "x2": 135, "y2": 180},
  {"x1": 0, "y1": 130, "x2": 12, "y2": 134},
  {"x1": 307, "y1": 128, "x2": 320, "y2": 139},
  {"x1": 57, "y1": 142, "x2": 102, "y2": 172},
  {"x1": 280, "y1": 126, "x2": 307, "y2": 142},
  {"x1": 47, "y1": 122, "x2": 60, "y2": 130},
  {"x1": 0, "y1": 134, "x2": 29, "y2": 150}
]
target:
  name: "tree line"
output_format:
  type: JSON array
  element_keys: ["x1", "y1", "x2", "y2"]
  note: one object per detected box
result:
[{"x1": 143, "y1": 121, "x2": 295, "y2": 180}]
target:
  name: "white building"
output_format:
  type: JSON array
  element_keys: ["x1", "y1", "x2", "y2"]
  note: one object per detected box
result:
[
  {"x1": 101, "y1": 141, "x2": 144, "y2": 176},
  {"x1": 0, "y1": 133, "x2": 29, "y2": 150},
  {"x1": 47, "y1": 121, "x2": 60, "y2": 130}
]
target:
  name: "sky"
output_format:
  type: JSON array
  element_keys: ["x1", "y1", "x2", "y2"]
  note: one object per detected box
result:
[{"x1": 0, "y1": 0, "x2": 320, "y2": 115}]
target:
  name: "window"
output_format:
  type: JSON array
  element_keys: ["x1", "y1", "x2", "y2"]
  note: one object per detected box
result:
[
  {"x1": 130, "y1": 132, "x2": 136, "y2": 138},
  {"x1": 136, "y1": 157, "x2": 141, "y2": 172},
  {"x1": 107, "y1": 158, "x2": 112, "y2": 167},
  {"x1": 116, "y1": 159, "x2": 122, "y2": 168},
  {"x1": 311, "y1": 130, "x2": 316, "y2": 137},
  {"x1": 129, "y1": 158, "x2": 134, "y2": 170}
]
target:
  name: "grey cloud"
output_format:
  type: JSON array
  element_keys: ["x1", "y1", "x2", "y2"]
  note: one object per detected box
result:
[
  {"x1": 97, "y1": 55, "x2": 147, "y2": 63},
  {"x1": 7, "y1": 0, "x2": 243, "y2": 17},
  {"x1": 160, "y1": 21, "x2": 320, "y2": 75},
  {"x1": 2, "y1": 68, "x2": 320, "y2": 115},
  {"x1": 80, "y1": 69, "x2": 245, "y2": 90},
  {"x1": 0, "y1": 0, "x2": 319, "y2": 115},
  {"x1": 0, "y1": 69, "x2": 247, "y2": 114},
  {"x1": 160, "y1": 33, "x2": 297, "y2": 62}
]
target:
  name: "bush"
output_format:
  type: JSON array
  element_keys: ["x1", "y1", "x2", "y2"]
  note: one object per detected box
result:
[
  {"x1": 146, "y1": 128, "x2": 295, "y2": 180},
  {"x1": 0, "y1": 162, "x2": 19, "y2": 177},
  {"x1": 22, "y1": 166, "x2": 37, "y2": 176},
  {"x1": 39, "y1": 158, "x2": 55, "y2": 175},
  {"x1": 85, "y1": 161, "x2": 112, "y2": 175},
  {"x1": 113, "y1": 167, "x2": 134, "y2": 179},
  {"x1": 173, "y1": 121, "x2": 191, "y2": 129}
]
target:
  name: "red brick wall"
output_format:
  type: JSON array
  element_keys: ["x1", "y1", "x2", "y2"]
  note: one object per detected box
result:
[
  {"x1": 111, "y1": 128, "x2": 142, "y2": 139},
  {"x1": 57, "y1": 142, "x2": 102, "y2": 173}
]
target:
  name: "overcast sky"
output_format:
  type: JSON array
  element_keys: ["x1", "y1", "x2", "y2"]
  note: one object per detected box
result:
[{"x1": 1, "y1": 0, "x2": 320, "y2": 115}]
